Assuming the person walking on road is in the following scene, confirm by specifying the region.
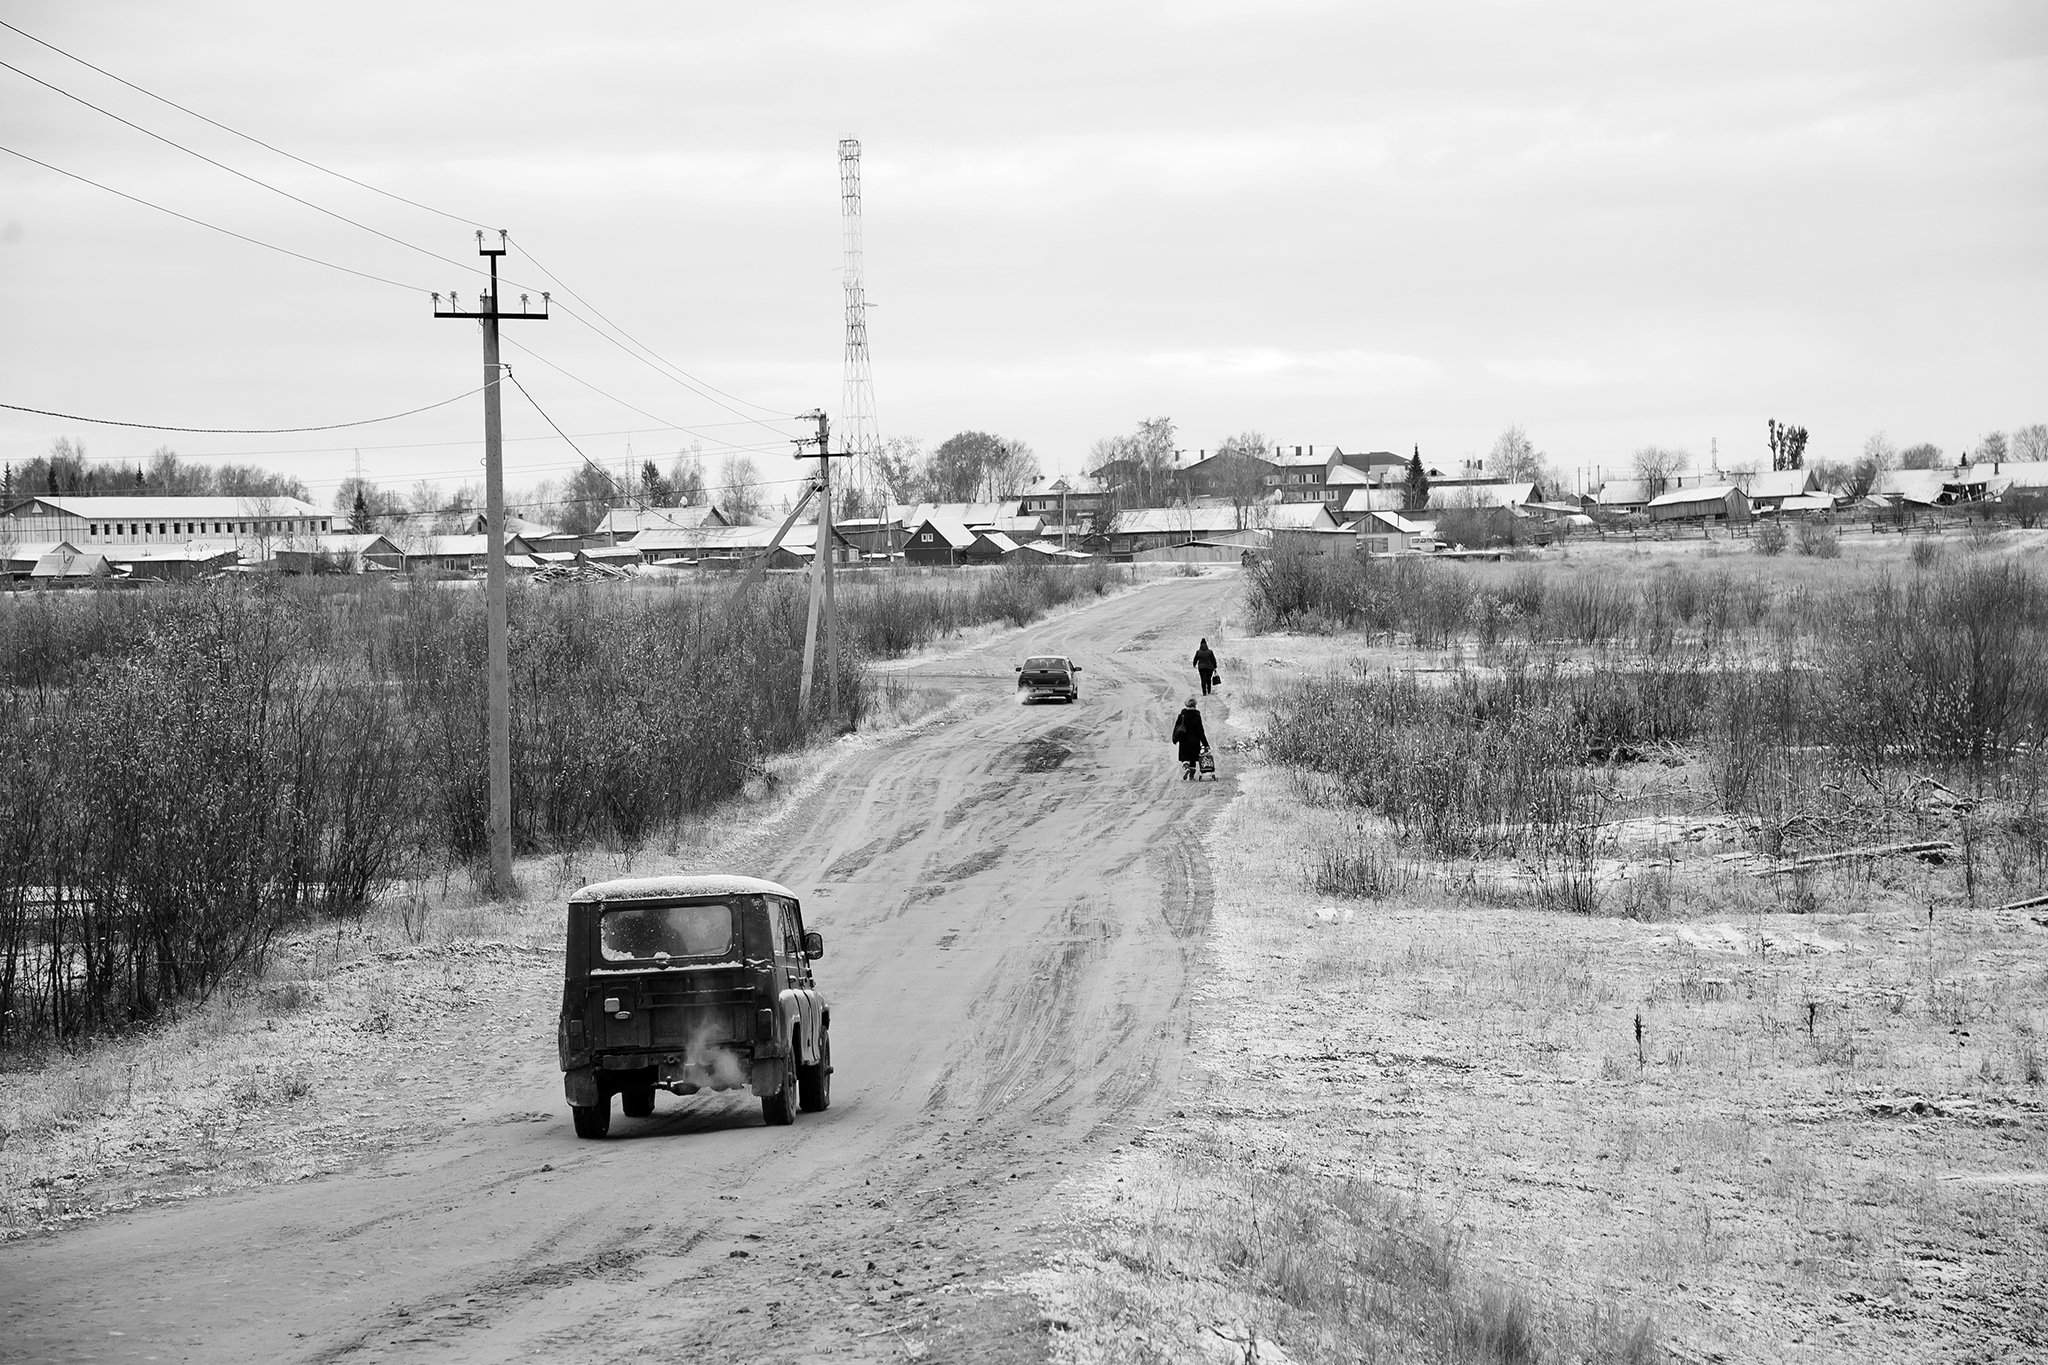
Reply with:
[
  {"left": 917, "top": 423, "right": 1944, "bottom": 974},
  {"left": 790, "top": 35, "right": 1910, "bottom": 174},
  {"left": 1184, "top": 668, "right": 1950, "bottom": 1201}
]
[
  {"left": 1172, "top": 696, "right": 1208, "bottom": 780},
  {"left": 1192, "top": 638, "right": 1218, "bottom": 695}
]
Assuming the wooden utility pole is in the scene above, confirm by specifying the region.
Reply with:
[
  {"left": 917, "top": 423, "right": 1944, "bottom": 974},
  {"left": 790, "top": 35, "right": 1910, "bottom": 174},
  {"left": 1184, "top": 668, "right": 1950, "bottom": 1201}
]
[
  {"left": 794, "top": 409, "right": 852, "bottom": 720},
  {"left": 433, "top": 231, "right": 548, "bottom": 897}
]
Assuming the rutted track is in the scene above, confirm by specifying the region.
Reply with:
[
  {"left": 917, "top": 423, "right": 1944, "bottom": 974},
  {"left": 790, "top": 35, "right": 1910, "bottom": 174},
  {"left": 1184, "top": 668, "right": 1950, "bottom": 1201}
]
[{"left": 1, "top": 573, "right": 1240, "bottom": 1364}]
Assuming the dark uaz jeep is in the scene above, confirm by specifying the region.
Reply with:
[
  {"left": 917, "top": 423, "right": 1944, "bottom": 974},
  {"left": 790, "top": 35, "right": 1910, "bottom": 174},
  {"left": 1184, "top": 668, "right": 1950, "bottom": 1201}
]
[{"left": 557, "top": 874, "right": 831, "bottom": 1138}]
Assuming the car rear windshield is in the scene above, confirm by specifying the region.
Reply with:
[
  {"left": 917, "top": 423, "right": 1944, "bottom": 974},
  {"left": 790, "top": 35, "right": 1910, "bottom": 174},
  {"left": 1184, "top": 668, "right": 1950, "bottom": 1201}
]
[
  {"left": 1023, "top": 657, "right": 1067, "bottom": 671},
  {"left": 599, "top": 901, "right": 736, "bottom": 962}
]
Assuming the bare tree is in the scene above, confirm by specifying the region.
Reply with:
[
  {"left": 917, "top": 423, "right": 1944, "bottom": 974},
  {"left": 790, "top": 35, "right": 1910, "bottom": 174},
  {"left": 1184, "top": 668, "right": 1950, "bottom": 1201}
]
[
  {"left": 1488, "top": 425, "right": 1544, "bottom": 481},
  {"left": 1212, "top": 431, "right": 1273, "bottom": 529},
  {"left": 1767, "top": 419, "right": 1809, "bottom": 471},
  {"left": 870, "top": 435, "right": 923, "bottom": 507},
  {"left": 1631, "top": 446, "right": 1689, "bottom": 499},
  {"left": 667, "top": 450, "right": 708, "bottom": 505},
  {"left": 1897, "top": 442, "right": 1943, "bottom": 470},
  {"left": 1975, "top": 431, "right": 2010, "bottom": 464},
  {"left": 717, "top": 455, "right": 763, "bottom": 521},
  {"left": 2013, "top": 424, "right": 2048, "bottom": 463}
]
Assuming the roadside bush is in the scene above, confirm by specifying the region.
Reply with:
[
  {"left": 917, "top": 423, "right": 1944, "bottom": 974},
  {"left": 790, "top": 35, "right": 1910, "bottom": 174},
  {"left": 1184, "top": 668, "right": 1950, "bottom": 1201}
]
[
  {"left": 1795, "top": 522, "right": 1840, "bottom": 558},
  {"left": 1753, "top": 520, "right": 1788, "bottom": 556}
]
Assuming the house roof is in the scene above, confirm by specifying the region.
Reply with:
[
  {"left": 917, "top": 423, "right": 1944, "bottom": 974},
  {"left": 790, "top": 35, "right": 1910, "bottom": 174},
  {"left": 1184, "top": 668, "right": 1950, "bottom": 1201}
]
[
  {"left": 974, "top": 530, "right": 1021, "bottom": 555},
  {"left": 11, "top": 494, "right": 327, "bottom": 519},
  {"left": 1016, "top": 540, "right": 1090, "bottom": 559},
  {"left": 1324, "top": 465, "right": 1373, "bottom": 486},
  {"left": 1434, "top": 481, "right": 1540, "bottom": 509},
  {"left": 904, "top": 501, "right": 1022, "bottom": 529},
  {"left": 1744, "top": 469, "right": 1819, "bottom": 500},
  {"left": 1270, "top": 448, "right": 1329, "bottom": 468},
  {"left": 1263, "top": 502, "right": 1342, "bottom": 530},
  {"left": 1353, "top": 510, "right": 1430, "bottom": 534},
  {"left": 1647, "top": 484, "right": 1745, "bottom": 508},
  {"left": 1776, "top": 493, "right": 1837, "bottom": 513},
  {"left": 1872, "top": 469, "right": 1972, "bottom": 503},
  {"left": 631, "top": 523, "right": 841, "bottom": 554},
  {"left": 912, "top": 514, "right": 977, "bottom": 549},
  {"left": 1339, "top": 488, "right": 1412, "bottom": 515},
  {"left": 407, "top": 533, "right": 538, "bottom": 558},
  {"left": 1110, "top": 507, "right": 1244, "bottom": 535},
  {"left": 595, "top": 504, "right": 726, "bottom": 536},
  {"left": 97, "top": 540, "right": 242, "bottom": 563},
  {"left": 1983, "top": 460, "right": 2048, "bottom": 490},
  {"left": 1022, "top": 474, "right": 1106, "bottom": 498},
  {"left": 31, "top": 545, "right": 111, "bottom": 578},
  {"left": 1589, "top": 479, "right": 1653, "bottom": 506}
]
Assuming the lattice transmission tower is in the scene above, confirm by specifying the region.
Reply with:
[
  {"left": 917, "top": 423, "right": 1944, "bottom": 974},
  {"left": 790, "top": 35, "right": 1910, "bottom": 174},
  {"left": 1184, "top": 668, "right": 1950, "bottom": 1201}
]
[{"left": 838, "top": 138, "right": 882, "bottom": 518}]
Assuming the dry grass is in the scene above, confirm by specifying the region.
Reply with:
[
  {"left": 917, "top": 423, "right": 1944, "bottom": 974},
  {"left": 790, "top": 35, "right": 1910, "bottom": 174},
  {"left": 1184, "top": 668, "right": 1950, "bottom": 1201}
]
[
  {"left": 1039, "top": 761, "right": 2048, "bottom": 1361},
  {"left": 1037, "top": 556, "right": 2048, "bottom": 1362}
]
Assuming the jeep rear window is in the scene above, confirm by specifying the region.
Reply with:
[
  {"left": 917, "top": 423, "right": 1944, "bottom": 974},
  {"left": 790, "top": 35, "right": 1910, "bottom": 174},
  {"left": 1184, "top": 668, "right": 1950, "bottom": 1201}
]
[
  {"left": 599, "top": 901, "right": 736, "bottom": 962},
  {"left": 1023, "top": 657, "right": 1066, "bottom": 671}
]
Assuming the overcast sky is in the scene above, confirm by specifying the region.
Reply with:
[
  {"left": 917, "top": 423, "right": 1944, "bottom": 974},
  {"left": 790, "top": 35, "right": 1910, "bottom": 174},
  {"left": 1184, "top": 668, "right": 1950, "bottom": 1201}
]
[{"left": 2, "top": 0, "right": 2043, "bottom": 509}]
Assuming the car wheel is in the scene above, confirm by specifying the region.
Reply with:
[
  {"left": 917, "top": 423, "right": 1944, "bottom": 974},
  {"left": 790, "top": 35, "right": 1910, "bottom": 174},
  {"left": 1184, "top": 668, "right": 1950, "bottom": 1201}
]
[
  {"left": 621, "top": 1084, "right": 656, "bottom": 1118},
  {"left": 798, "top": 1028, "right": 832, "bottom": 1113},
  {"left": 761, "top": 1042, "right": 799, "bottom": 1126},
  {"left": 571, "top": 1101, "right": 611, "bottom": 1139}
]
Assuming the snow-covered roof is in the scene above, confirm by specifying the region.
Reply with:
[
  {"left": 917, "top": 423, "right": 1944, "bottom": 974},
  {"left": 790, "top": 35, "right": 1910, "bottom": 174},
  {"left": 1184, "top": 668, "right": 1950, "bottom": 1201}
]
[
  {"left": 31, "top": 546, "right": 110, "bottom": 578},
  {"left": 1263, "top": 502, "right": 1342, "bottom": 530},
  {"left": 976, "top": 530, "right": 1021, "bottom": 554},
  {"left": 1589, "top": 479, "right": 1653, "bottom": 506},
  {"left": 1434, "top": 481, "right": 1538, "bottom": 509},
  {"left": 1647, "top": 484, "right": 1744, "bottom": 508},
  {"left": 1016, "top": 540, "right": 1090, "bottom": 558},
  {"left": 15, "top": 494, "right": 326, "bottom": 519},
  {"left": 1109, "top": 507, "right": 1244, "bottom": 535},
  {"left": 1744, "top": 469, "right": 1818, "bottom": 500},
  {"left": 98, "top": 540, "right": 241, "bottom": 563},
  {"left": 1339, "top": 488, "right": 1410, "bottom": 515},
  {"left": 913, "top": 514, "right": 977, "bottom": 549},
  {"left": 569, "top": 873, "right": 797, "bottom": 904},
  {"left": 1776, "top": 493, "right": 1837, "bottom": 513},
  {"left": 596, "top": 505, "right": 726, "bottom": 536}
]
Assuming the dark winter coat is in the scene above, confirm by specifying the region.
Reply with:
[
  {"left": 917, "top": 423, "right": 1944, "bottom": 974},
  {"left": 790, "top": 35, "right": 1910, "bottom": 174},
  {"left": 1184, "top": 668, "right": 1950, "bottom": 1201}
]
[
  {"left": 1193, "top": 644, "right": 1217, "bottom": 677},
  {"left": 1171, "top": 705, "right": 1208, "bottom": 763}
]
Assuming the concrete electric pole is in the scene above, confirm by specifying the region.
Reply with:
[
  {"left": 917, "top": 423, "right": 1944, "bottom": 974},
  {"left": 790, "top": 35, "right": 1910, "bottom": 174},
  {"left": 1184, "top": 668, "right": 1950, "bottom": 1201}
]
[
  {"left": 794, "top": 409, "right": 853, "bottom": 721},
  {"left": 433, "top": 231, "right": 548, "bottom": 897}
]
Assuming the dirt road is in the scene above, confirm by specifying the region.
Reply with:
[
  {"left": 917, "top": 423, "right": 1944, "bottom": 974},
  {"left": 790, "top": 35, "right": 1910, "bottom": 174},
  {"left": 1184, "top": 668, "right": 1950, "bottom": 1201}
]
[{"left": 2, "top": 573, "right": 1240, "bottom": 1364}]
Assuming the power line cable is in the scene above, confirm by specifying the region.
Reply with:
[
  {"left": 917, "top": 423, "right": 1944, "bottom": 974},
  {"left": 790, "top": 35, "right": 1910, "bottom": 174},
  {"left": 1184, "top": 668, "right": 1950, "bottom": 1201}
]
[
  {"left": 507, "top": 370, "right": 800, "bottom": 534},
  {"left": 1, "top": 29, "right": 804, "bottom": 440},
  {"left": 547, "top": 301, "right": 802, "bottom": 437},
  {"left": 0, "top": 143, "right": 430, "bottom": 293},
  {"left": 1, "top": 57, "right": 494, "bottom": 284},
  {"left": 510, "top": 235, "right": 793, "bottom": 421},
  {"left": 499, "top": 335, "right": 796, "bottom": 455},
  {"left": 0, "top": 384, "right": 492, "bottom": 434},
  {"left": 0, "top": 17, "right": 490, "bottom": 232}
]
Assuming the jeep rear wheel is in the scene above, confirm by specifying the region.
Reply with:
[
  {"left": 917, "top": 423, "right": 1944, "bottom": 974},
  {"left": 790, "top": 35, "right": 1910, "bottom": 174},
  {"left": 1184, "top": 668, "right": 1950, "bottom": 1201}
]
[
  {"left": 798, "top": 1028, "right": 832, "bottom": 1113},
  {"left": 621, "top": 1084, "right": 656, "bottom": 1118},
  {"left": 571, "top": 1101, "right": 611, "bottom": 1139},
  {"left": 761, "top": 1043, "right": 799, "bottom": 1127}
]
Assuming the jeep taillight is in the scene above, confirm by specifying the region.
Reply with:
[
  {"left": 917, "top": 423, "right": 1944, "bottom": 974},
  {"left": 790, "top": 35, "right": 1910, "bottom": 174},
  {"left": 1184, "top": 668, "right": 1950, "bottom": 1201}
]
[{"left": 755, "top": 1007, "right": 775, "bottom": 1041}]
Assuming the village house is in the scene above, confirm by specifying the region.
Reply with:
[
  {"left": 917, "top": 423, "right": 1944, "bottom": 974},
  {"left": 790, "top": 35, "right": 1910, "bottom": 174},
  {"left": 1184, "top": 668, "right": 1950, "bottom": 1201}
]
[
  {"left": 1351, "top": 509, "right": 1434, "bottom": 555},
  {"left": 1646, "top": 485, "right": 1752, "bottom": 526}
]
